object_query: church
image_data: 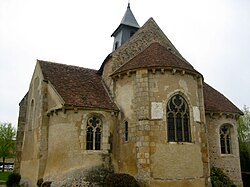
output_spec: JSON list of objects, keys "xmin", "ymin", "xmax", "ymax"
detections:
[{"xmin": 15, "ymin": 3, "xmax": 243, "ymax": 187}]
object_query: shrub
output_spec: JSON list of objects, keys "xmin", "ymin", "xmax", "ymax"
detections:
[
  {"xmin": 211, "ymin": 167, "xmax": 234, "ymax": 187},
  {"xmin": 6, "ymin": 173, "xmax": 21, "ymax": 187},
  {"xmin": 37, "ymin": 178, "xmax": 44, "ymax": 187},
  {"xmin": 104, "ymin": 173, "xmax": 139, "ymax": 187}
]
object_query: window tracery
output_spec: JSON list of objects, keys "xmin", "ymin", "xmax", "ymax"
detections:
[
  {"xmin": 86, "ymin": 116, "xmax": 102, "ymax": 150},
  {"xmin": 220, "ymin": 124, "xmax": 232, "ymax": 154},
  {"xmin": 167, "ymin": 94, "xmax": 191, "ymax": 142}
]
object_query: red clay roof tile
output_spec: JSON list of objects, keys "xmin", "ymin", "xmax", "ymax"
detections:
[
  {"xmin": 38, "ymin": 60, "xmax": 118, "ymax": 111},
  {"xmin": 203, "ymin": 82, "xmax": 243, "ymax": 115},
  {"xmin": 113, "ymin": 42, "xmax": 199, "ymax": 75}
]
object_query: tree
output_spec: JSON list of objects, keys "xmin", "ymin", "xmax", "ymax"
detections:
[
  {"xmin": 0, "ymin": 122, "xmax": 16, "ymax": 172},
  {"xmin": 238, "ymin": 106, "xmax": 250, "ymax": 172}
]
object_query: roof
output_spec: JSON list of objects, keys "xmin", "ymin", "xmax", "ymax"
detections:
[
  {"xmin": 120, "ymin": 3, "xmax": 140, "ymax": 28},
  {"xmin": 112, "ymin": 42, "xmax": 198, "ymax": 75},
  {"xmin": 203, "ymin": 82, "xmax": 243, "ymax": 115},
  {"xmin": 111, "ymin": 3, "xmax": 140, "ymax": 37},
  {"xmin": 38, "ymin": 60, "xmax": 118, "ymax": 111}
]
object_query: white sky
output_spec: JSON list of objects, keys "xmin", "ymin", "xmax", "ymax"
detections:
[{"xmin": 0, "ymin": 0, "xmax": 250, "ymax": 128}]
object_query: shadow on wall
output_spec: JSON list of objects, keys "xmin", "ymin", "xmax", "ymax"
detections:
[{"xmin": 242, "ymin": 172, "xmax": 250, "ymax": 187}]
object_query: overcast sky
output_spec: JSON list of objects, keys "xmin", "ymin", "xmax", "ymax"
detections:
[{"xmin": 0, "ymin": 0, "xmax": 249, "ymax": 128}]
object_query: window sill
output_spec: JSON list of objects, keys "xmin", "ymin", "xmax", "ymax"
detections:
[
  {"xmin": 167, "ymin": 141, "xmax": 194, "ymax": 145},
  {"xmin": 82, "ymin": 150, "xmax": 109, "ymax": 154},
  {"xmin": 220, "ymin": 153, "xmax": 235, "ymax": 158}
]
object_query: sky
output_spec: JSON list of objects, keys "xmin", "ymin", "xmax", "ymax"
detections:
[{"xmin": 0, "ymin": 0, "xmax": 250, "ymax": 128}]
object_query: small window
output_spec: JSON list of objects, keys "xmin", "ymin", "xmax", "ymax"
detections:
[
  {"xmin": 125, "ymin": 121, "xmax": 128, "ymax": 141},
  {"xmin": 86, "ymin": 116, "xmax": 102, "ymax": 150},
  {"xmin": 114, "ymin": 41, "xmax": 119, "ymax": 50},
  {"xmin": 130, "ymin": 31, "xmax": 135, "ymax": 37},
  {"xmin": 220, "ymin": 125, "xmax": 232, "ymax": 154},
  {"xmin": 167, "ymin": 94, "xmax": 191, "ymax": 142}
]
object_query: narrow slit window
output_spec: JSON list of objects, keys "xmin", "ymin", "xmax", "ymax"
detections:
[{"xmin": 125, "ymin": 121, "xmax": 128, "ymax": 141}]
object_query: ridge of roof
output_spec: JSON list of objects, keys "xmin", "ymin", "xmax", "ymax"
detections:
[
  {"xmin": 38, "ymin": 60, "xmax": 118, "ymax": 111},
  {"xmin": 203, "ymin": 82, "xmax": 243, "ymax": 115},
  {"xmin": 112, "ymin": 42, "xmax": 198, "ymax": 75}
]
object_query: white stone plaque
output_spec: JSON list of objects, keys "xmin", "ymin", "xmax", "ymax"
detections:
[
  {"xmin": 151, "ymin": 102, "xmax": 163, "ymax": 119},
  {"xmin": 193, "ymin": 106, "xmax": 201, "ymax": 122}
]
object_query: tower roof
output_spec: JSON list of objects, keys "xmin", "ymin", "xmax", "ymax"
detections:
[
  {"xmin": 120, "ymin": 3, "xmax": 140, "ymax": 28},
  {"xmin": 111, "ymin": 3, "xmax": 140, "ymax": 37}
]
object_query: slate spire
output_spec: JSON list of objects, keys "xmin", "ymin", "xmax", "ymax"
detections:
[{"xmin": 111, "ymin": 3, "xmax": 140, "ymax": 51}]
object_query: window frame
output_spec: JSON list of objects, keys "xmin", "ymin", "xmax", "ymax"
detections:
[
  {"xmin": 166, "ymin": 94, "xmax": 191, "ymax": 143},
  {"xmin": 220, "ymin": 124, "xmax": 232, "ymax": 155},
  {"xmin": 86, "ymin": 116, "xmax": 103, "ymax": 150}
]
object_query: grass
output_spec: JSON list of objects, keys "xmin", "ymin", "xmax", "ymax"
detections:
[{"xmin": 0, "ymin": 171, "xmax": 12, "ymax": 184}]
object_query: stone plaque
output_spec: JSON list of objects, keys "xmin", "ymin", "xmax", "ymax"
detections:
[
  {"xmin": 193, "ymin": 106, "xmax": 201, "ymax": 122},
  {"xmin": 151, "ymin": 102, "xmax": 163, "ymax": 119}
]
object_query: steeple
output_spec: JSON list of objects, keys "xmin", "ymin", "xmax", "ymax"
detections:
[{"xmin": 111, "ymin": 3, "xmax": 140, "ymax": 51}]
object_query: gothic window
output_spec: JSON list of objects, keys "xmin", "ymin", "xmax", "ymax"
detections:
[
  {"xmin": 167, "ymin": 94, "xmax": 191, "ymax": 142},
  {"xmin": 220, "ymin": 125, "xmax": 232, "ymax": 154},
  {"xmin": 125, "ymin": 121, "xmax": 128, "ymax": 141},
  {"xmin": 86, "ymin": 116, "xmax": 102, "ymax": 150}
]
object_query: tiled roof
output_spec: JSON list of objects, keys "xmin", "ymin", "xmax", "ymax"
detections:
[
  {"xmin": 38, "ymin": 60, "xmax": 118, "ymax": 111},
  {"xmin": 203, "ymin": 82, "xmax": 243, "ymax": 115},
  {"xmin": 112, "ymin": 42, "xmax": 199, "ymax": 75}
]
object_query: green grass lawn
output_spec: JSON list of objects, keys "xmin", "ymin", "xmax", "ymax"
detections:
[{"xmin": 0, "ymin": 171, "xmax": 12, "ymax": 184}]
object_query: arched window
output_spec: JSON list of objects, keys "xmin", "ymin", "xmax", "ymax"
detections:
[
  {"xmin": 86, "ymin": 116, "xmax": 102, "ymax": 150},
  {"xmin": 125, "ymin": 121, "xmax": 128, "ymax": 142},
  {"xmin": 167, "ymin": 94, "xmax": 191, "ymax": 142},
  {"xmin": 220, "ymin": 124, "xmax": 232, "ymax": 154}
]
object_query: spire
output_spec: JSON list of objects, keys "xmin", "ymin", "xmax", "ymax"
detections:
[
  {"xmin": 120, "ymin": 3, "xmax": 140, "ymax": 28},
  {"xmin": 111, "ymin": 3, "xmax": 140, "ymax": 51}
]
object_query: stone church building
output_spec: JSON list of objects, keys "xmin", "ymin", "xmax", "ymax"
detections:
[{"xmin": 15, "ymin": 4, "xmax": 243, "ymax": 187}]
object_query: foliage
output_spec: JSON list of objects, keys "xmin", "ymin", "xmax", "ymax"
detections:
[
  {"xmin": 6, "ymin": 173, "xmax": 21, "ymax": 187},
  {"xmin": 0, "ymin": 122, "xmax": 16, "ymax": 172},
  {"xmin": 238, "ymin": 106, "xmax": 250, "ymax": 172},
  {"xmin": 85, "ymin": 165, "xmax": 113, "ymax": 186},
  {"xmin": 104, "ymin": 173, "xmax": 139, "ymax": 187},
  {"xmin": 238, "ymin": 106, "xmax": 250, "ymax": 142},
  {"xmin": 0, "ymin": 171, "xmax": 12, "ymax": 181},
  {"xmin": 210, "ymin": 167, "xmax": 234, "ymax": 187}
]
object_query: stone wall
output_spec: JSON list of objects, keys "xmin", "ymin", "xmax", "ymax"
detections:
[
  {"xmin": 14, "ymin": 93, "xmax": 28, "ymax": 173},
  {"xmin": 206, "ymin": 114, "xmax": 243, "ymax": 186},
  {"xmin": 113, "ymin": 67, "xmax": 208, "ymax": 186}
]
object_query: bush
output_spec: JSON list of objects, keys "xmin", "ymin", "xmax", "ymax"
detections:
[
  {"xmin": 211, "ymin": 167, "xmax": 234, "ymax": 187},
  {"xmin": 104, "ymin": 173, "xmax": 139, "ymax": 187},
  {"xmin": 6, "ymin": 173, "xmax": 21, "ymax": 187}
]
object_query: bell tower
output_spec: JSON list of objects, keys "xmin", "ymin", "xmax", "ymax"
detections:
[{"xmin": 111, "ymin": 3, "xmax": 140, "ymax": 51}]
